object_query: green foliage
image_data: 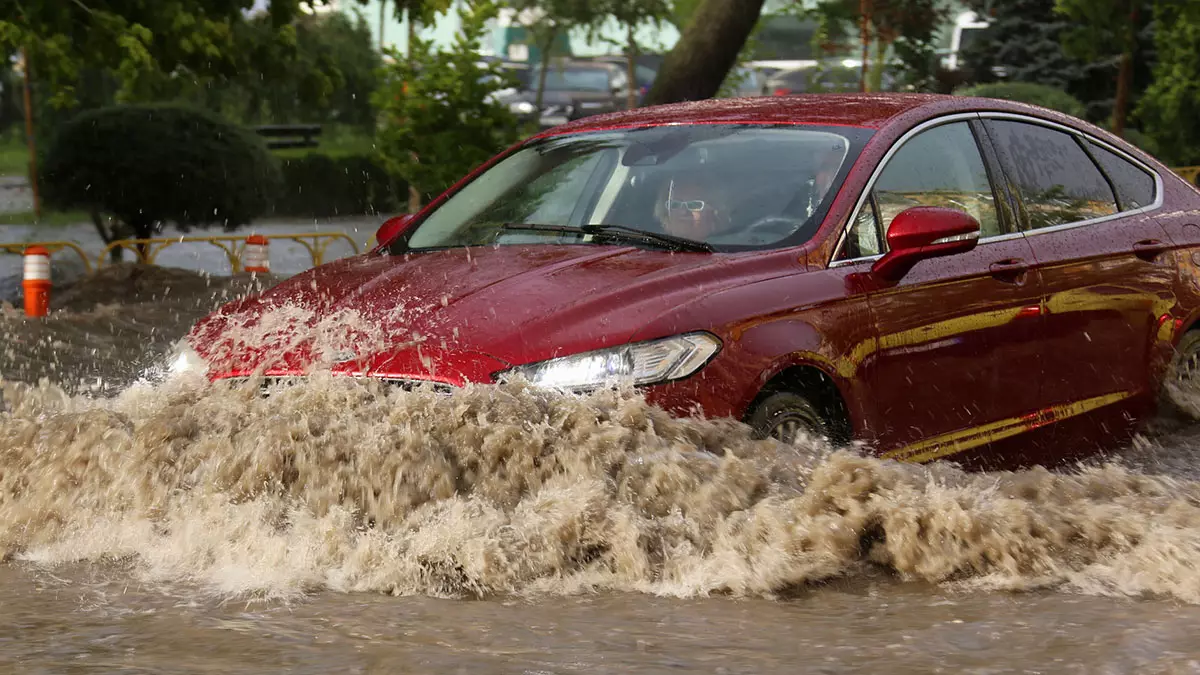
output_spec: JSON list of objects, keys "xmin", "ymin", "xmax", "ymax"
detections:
[
  {"xmin": 959, "ymin": 0, "xmax": 1155, "ymax": 124},
  {"xmin": 151, "ymin": 11, "xmax": 384, "ymax": 131},
  {"xmin": 373, "ymin": 0, "xmax": 521, "ymax": 203},
  {"xmin": 273, "ymin": 153, "xmax": 405, "ymax": 218},
  {"xmin": 1134, "ymin": 1, "xmax": 1200, "ymax": 165},
  {"xmin": 38, "ymin": 104, "xmax": 282, "ymax": 238},
  {"xmin": 388, "ymin": 0, "xmax": 455, "ymax": 29},
  {"xmin": 668, "ymin": 0, "xmax": 705, "ymax": 30},
  {"xmin": 955, "ymin": 81, "xmax": 1089, "ymax": 118},
  {"xmin": 0, "ymin": 0, "xmax": 317, "ymax": 108}
]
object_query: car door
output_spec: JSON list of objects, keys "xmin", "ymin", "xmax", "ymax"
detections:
[
  {"xmin": 978, "ymin": 116, "xmax": 1178, "ymax": 458},
  {"xmin": 832, "ymin": 117, "xmax": 1048, "ymax": 468}
]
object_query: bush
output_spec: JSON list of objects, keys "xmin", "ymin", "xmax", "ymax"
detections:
[
  {"xmin": 271, "ymin": 152, "xmax": 407, "ymax": 218},
  {"xmin": 954, "ymin": 82, "xmax": 1088, "ymax": 119},
  {"xmin": 39, "ymin": 104, "xmax": 283, "ymax": 238}
]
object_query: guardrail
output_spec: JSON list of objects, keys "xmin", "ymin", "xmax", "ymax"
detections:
[{"xmin": 1, "ymin": 232, "xmax": 360, "ymax": 274}]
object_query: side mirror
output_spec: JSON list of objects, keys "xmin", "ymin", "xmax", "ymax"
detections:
[
  {"xmin": 871, "ymin": 206, "xmax": 981, "ymax": 282},
  {"xmin": 375, "ymin": 214, "xmax": 413, "ymax": 248}
]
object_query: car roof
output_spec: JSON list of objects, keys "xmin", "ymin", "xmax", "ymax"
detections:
[{"xmin": 537, "ymin": 93, "xmax": 956, "ymax": 135}]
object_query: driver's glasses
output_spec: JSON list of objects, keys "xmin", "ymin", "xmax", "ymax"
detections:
[{"xmin": 667, "ymin": 199, "xmax": 706, "ymax": 213}]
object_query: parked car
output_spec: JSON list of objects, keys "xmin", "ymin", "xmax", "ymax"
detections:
[
  {"xmin": 171, "ymin": 94, "xmax": 1200, "ymax": 471},
  {"xmin": 495, "ymin": 60, "xmax": 633, "ymax": 129},
  {"xmin": 764, "ymin": 61, "xmax": 898, "ymax": 95},
  {"xmin": 585, "ymin": 55, "xmax": 660, "ymax": 103}
]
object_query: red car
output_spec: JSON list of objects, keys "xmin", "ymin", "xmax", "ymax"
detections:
[{"xmin": 173, "ymin": 93, "xmax": 1200, "ymax": 470}]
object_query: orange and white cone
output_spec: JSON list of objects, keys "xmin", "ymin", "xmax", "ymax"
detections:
[
  {"xmin": 22, "ymin": 245, "xmax": 51, "ymax": 317},
  {"xmin": 243, "ymin": 235, "xmax": 270, "ymax": 274}
]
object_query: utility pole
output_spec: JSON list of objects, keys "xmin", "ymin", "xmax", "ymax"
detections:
[{"xmin": 20, "ymin": 47, "xmax": 41, "ymax": 221}]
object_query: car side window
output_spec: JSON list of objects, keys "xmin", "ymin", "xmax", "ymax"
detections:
[
  {"xmin": 837, "ymin": 121, "xmax": 1001, "ymax": 260},
  {"xmin": 1086, "ymin": 140, "xmax": 1156, "ymax": 210},
  {"xmin": 841, "ymin": 197, "xmax": 883, "ymax": 258},
  {"xmin": 983, "ymin": 120, "xmax": 1118, "ymax": 230}
]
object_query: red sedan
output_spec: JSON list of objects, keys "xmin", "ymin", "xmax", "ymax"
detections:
[{"xmin": 174, "ymin": 93, "xmax": 1200, "ymax": 470}]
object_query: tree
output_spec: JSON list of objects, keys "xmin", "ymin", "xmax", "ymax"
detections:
[
  {"xmin": 644, "ymin": 0, "xmax": 768, "ymax": 105},
  {"xmin": 39, "ymin": 104, "xmax": 282, "ymax": 258},
  {"xmin": 582, "ymin": 0, "xmax": 673, "ymax": 108},
  {"xmin": 507, "ymin": 0, "xmax": 596, "ymax": 114},
  {"xmin": 958, "ymin": 0, "xmax": 1155, "ymax": 126},
  {"xmin": 372, "ymin": 0, "xmax": 521, "ymax": 207},
  {"xmin": 0, "ymin": 0, "xmax": 320, "ymax": 108},
  {"xmin": 808, "ymin": 0, "xmax": 947, "ymax": 93},
  {"xmin": 1055, "ymin": 0, "xmax": 1152, "ymax": 136},
  {"xmin": 190, "ymin": 11, "xmax": 383, "ymax": 131},
  {"xmin": 1134, "ymin": 1, "xmax": 1200, "ymax": 165}
]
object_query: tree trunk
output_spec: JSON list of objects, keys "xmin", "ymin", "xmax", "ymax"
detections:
[
  {"xmin": 643, "ymin": 0, "xmax": 767, "ymax": 105},
  {"xmin": 860, "ymin": 0, "xmax": 870, "ymax": 92},
  {"xmin": 534, "ymin": 27, "xmax": 556, "ymax": 113},
  {"xmin": 1112, "ymin": 1, "xmax": 1138, "ymax": 136},
  {"xmin": 626, "ymin": 25, "xmax": 638, "ymax": 109},
  {"xmin": 870, "ymin": 38, "xmax": 889, "ymax": 93},
  {"xmin": 406, "ymin": 9, "xmax": 422, "ymax": 214},
  {"xmin": 91, "ymin": 212, "xmax": 126, "ymax": 264}
]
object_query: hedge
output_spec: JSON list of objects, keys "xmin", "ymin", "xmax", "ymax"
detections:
[{"xmin": 270, "ymin": 152, "xmax": 408, "ymax": 218}]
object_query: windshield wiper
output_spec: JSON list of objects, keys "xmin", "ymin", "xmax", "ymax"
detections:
[{"xmin": 499, "ymin": 223, "xmax": 714, "ymax": 253}]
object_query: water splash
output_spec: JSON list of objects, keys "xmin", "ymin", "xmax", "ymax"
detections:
[{"xmin": 1, "ymin": 372, "xmax": 1200, "ymax": 604}]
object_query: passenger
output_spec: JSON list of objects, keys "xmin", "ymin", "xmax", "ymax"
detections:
[{"xmin": 654, "ymin": 173, "xmax": 734, "ymax": 241}]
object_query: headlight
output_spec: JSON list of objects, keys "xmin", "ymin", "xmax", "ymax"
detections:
[
  {"xmin": 501, "ymin": 332, "xmax": 721, "ymax": 391},
  {"xmin": 168, "ymin": 343, "xmax": 208, "ymax": 377},
  {"xmin": 511, "ymin": 101, "xmax": 536, "ymax": 114}
]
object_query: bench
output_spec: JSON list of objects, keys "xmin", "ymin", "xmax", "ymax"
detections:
[{"xmin": 253, "ymin": 124, "xmax": 323, "ymax": 150}]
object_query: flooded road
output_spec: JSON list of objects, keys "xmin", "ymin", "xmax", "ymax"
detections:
[{"xmin": 2, "ymin": 247, "xmax": 1200, "ymax": 671}]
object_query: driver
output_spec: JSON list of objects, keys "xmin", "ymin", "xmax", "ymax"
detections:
[{"xmin": 654, "ymin": 172, "xmax": 733, "ymax": 241}]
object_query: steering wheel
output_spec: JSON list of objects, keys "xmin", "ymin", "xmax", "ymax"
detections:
[{"xmin": 743, "ymin": 215, "xmax": 803, "ymax": 240}]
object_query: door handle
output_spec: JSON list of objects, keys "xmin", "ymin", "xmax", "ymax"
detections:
[
  {"xmin": 1133, "ymin": 239, "xmax": 1170, "ymax": 261},
  {"xmin": 989, "ymin": 258, "xmax": 1029, "ymax": 282}
]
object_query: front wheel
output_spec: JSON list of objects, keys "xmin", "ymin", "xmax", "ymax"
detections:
[
  {"xmin": 1161, "ymin": 330, "xmax": 1200, "ymax": 422},
  {"xmin": 747, "ymin": 391, "xmax": 831, "ymax": 445}
]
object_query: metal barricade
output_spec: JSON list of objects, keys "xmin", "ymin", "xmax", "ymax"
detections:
[
  {"xmin": 1, "ymin": 232, "xmax": 360, "ymax": 275},
  {"xmin": 96, "ymin": 232, "xmax": 361, "ymax": 273},
  {"xmin": 0, "ymin": 241, "xmax": 93, "ymax": 272}
]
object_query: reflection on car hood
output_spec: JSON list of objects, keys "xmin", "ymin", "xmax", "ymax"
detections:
[{"xmin": 190, "ymin": 245, "xmax": 740, "ymax": 376}]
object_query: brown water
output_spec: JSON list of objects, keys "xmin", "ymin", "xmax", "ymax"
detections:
[{"xmin": 4, "ymin": 265, "xmax": 1200, "ymax": 673}]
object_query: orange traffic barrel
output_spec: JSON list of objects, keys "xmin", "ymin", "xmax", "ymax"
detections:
[
  {"xmin": 243, "ymin": 235, "xmax": 269, "ymax": 273},
  {"xmin": 22, "ymin": 245, "xmax": 50, "ymax": 317}
]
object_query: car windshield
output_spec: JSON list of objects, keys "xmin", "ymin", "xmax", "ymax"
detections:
[
  {"xmin": 392, "ymin": 124, "xmax": 873, "ymax": 253},
  {"xmin": 531, "ymin": 66, "xmax": 611, "ymax": 91}
]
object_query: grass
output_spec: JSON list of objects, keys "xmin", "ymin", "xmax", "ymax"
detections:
[
  {"xmin": 0, "ymin": 209, "xmax": 91, "ymax": 226},
  {"xmin": 0, "ymin": 136, "xmax": 28, "ymax": 177}
]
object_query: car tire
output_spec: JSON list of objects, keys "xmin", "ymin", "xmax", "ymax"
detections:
[
  {"xmin": 747, "ymin": 391, "xmax": 831, "ymax": 444},
  {"xmin": 1161, "ymin": 330, "xmax": 1200, "ymax": 422}
]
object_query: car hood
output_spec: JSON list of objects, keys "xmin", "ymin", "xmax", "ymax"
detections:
[{"xmin": 189, "ymin": 244, "xmax": 748, "ymax": 383}]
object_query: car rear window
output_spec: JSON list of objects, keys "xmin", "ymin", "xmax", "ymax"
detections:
[{"xmin": 1086, "ymin": 140, "xmax": 1156, "ymax": 210}]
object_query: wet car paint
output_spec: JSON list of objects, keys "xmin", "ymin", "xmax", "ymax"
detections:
[{"xmin": 187, "ymin": 94, "xmax": 1200, "ymax": 471}]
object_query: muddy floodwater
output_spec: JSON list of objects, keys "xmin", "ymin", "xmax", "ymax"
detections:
[{"xmin": 3, "ymin": 256, "xmax": 1200, "ymax": 672}]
